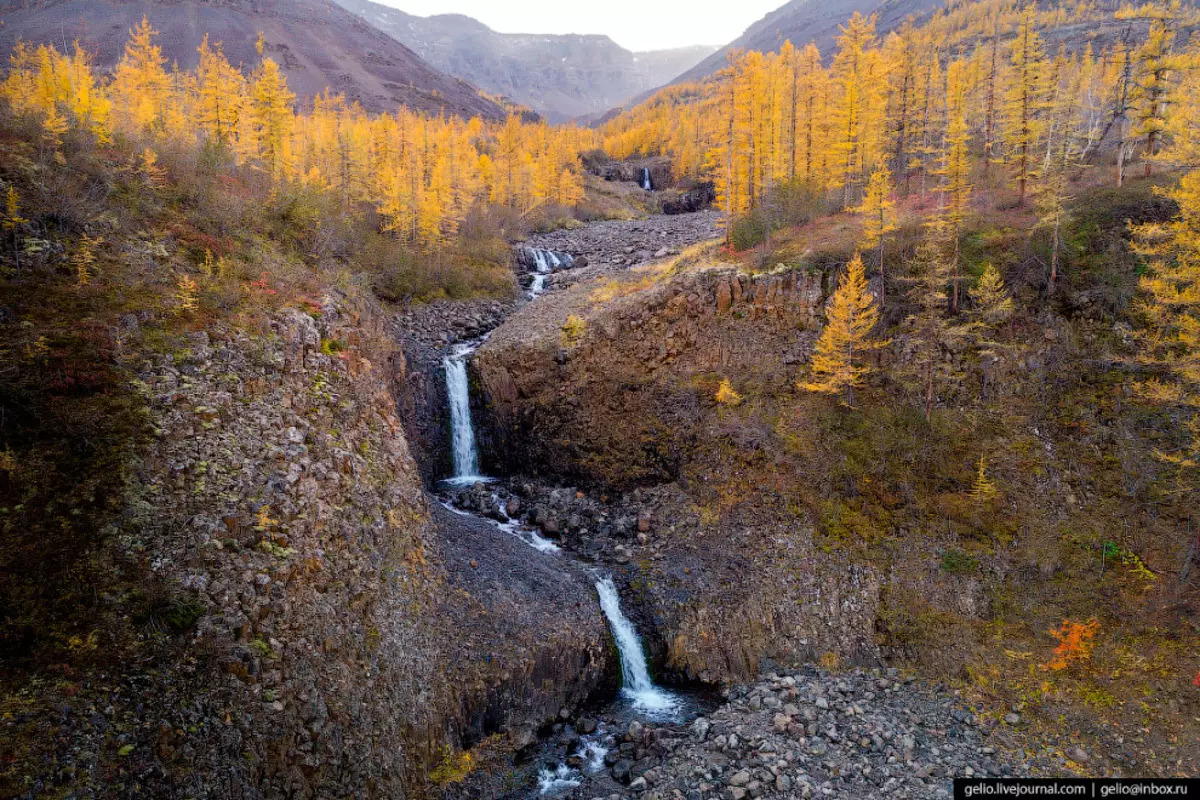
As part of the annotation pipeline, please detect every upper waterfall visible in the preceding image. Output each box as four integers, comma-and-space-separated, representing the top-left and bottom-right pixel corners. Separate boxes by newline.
444, 341, 483, 483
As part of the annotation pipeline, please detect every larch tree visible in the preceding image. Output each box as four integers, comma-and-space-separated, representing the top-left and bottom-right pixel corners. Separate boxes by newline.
1133, 41, 1200, 492
196, 35, 245, 147
939, 58, 973, 314
1002, 7, 1048, 206
249, 56, 295, 178
856, 165, 898, 306
1120, 1, 1186, 176
109, 16, 170, 134
830, 12, 884, 207
801, 252, 885, 406
3, 186, 29, 273
905, 211, 973, 421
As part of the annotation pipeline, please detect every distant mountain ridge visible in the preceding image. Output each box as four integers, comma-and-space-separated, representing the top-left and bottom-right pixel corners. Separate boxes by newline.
0, 0, 507, 119
333, 0, 718, 122
673, 0, 944, 86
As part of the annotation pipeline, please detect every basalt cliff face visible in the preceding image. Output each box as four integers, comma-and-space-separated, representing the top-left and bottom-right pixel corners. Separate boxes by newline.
476, 263, 828, 487
472, 260, 989, 684
2, 292, 611, 797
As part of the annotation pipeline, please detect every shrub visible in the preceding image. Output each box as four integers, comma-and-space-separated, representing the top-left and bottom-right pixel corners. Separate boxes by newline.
715, 378, 743, 406
1041, 618, 1100, 672
428, 747, 473, 785
561, 314, 586, 347
940, 548, 980, 574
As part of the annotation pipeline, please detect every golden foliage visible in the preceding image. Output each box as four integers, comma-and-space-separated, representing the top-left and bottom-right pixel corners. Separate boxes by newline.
802, 253, 884, 404
175, 273, 199, 314
561, 314, 586, 347
715, 378, 743, 406
0, 25, 595, 246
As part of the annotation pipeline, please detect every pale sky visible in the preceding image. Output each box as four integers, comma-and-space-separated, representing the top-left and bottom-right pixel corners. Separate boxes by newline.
370, 0, 786, 52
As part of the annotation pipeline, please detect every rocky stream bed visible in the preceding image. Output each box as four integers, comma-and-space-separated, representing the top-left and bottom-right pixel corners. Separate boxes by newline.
390, 211, 1086, 799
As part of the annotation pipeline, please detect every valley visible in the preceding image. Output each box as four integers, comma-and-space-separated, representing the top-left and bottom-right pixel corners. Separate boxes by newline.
1, 0, 1199, 798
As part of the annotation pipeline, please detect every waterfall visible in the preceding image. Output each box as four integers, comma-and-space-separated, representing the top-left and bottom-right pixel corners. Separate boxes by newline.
641, 167, 653, 191
594, 577, 679, 718
529, 272, 547, 296
525, 248, 573, 299
444, 342, 482, 483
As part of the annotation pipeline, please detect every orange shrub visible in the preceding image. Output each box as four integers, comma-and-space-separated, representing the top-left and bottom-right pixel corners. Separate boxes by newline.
1041, 618, 1100, 672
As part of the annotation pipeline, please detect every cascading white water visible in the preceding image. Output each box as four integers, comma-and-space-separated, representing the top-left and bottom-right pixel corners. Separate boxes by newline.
594, 577, 679, 719
444, 342, 483, 483
641, 167, 653, 191
524, 248, 575, 299
528, 248, 553, 298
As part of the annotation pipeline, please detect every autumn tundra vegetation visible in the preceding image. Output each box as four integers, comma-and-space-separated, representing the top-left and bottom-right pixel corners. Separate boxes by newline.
1, 0, 1200, 793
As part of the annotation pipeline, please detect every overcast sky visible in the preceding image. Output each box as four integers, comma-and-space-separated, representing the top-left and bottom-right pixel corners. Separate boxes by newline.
370, 0, 785, 51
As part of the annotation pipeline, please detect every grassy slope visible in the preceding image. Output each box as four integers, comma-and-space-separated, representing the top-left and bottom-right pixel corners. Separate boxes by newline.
695, 174, 1199, 775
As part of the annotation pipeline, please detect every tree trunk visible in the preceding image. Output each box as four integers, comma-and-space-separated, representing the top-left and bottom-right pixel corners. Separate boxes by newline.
878, 238, 886, 309
1049, 214, 1061, 294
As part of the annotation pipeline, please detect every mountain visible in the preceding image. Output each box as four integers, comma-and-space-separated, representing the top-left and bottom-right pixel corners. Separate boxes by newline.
0, 0, 506, 119
672, 0, 943, 86
333, 0, 719, 122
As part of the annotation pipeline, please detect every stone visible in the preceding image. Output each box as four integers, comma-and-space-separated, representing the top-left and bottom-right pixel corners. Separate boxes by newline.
729, 770, 751, 786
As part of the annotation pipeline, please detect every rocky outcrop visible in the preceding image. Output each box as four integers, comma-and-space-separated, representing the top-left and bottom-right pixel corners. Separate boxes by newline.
660, 182, 716, 215
3, 292, 612, 797
590, 156, 675, 190
475, 262, 827, 487
469, 256, 991, 686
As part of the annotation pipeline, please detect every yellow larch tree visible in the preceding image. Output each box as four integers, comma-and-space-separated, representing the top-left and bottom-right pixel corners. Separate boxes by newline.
109, 17, 170, 134
1133, 37, 1200, 492
1120, 1, 1187, 176
802, 252, 884, 406
1002, 7, 1047, 206
249, 56, 295, 178
855, 164, 897, 306
196, 35, 245, 147
829, 12, 885, 207
939, 58, 973, 313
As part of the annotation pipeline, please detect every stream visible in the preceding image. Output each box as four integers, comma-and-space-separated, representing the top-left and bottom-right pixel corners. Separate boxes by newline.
433, 219, 719, 797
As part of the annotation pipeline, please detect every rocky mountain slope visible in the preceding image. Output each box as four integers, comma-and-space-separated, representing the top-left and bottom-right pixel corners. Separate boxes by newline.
0, 0, 506, 118
334, 0, 717, 121
671, 0, 942, 86
1, 290, 614, 796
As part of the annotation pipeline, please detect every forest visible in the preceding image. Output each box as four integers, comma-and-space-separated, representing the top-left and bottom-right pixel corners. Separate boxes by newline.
2, 0, 1200, 796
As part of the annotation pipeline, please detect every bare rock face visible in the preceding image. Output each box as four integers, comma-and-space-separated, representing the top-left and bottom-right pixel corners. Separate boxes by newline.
475, 263, 826, 488
5, 292, 611, 797
471, 259, 986, 685
468, 263, 887, 681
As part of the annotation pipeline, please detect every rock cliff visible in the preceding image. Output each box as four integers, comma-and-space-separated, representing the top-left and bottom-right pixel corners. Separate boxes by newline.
2, 292, 611, 797
471, 257, 988, 685
476, 261, 827, 487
